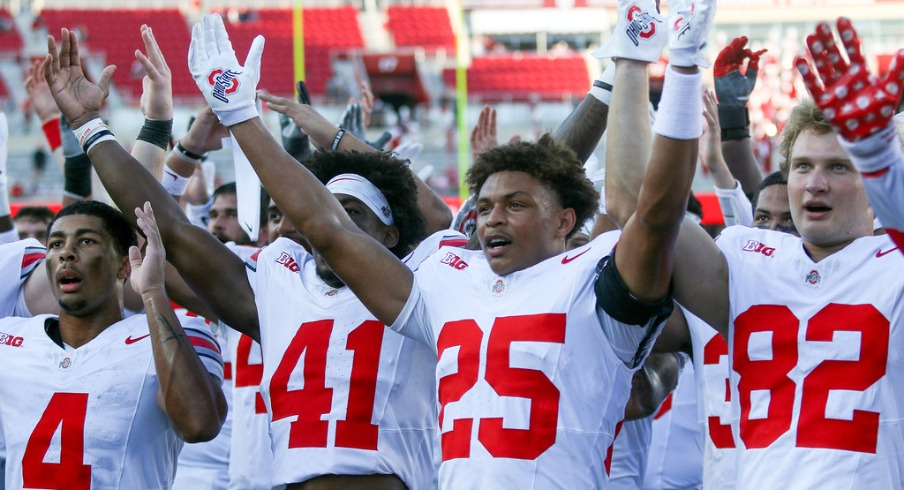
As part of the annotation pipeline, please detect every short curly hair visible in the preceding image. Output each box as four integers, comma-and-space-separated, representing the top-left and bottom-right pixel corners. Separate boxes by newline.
303, 150, 427, 258
467, 134, 599, 239
779, 99, 834, 177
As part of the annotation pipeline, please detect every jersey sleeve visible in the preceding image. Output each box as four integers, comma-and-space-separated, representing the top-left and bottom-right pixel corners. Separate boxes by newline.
594, 253, 674, 369
388, 273, 435, 348
714, 181, 753, 227
179, 314, 226, 384
840, 123, 904, 251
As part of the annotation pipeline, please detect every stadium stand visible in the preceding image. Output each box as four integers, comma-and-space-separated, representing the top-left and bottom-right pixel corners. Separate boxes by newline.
386, 6, 455, 52
443, 54, 589, 101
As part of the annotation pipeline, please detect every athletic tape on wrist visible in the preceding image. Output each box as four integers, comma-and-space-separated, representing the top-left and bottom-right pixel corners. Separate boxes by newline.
161, 164, 192, 197
73, 118, 115, 153
137, 119, 173, 150
653, 68, 703, 140
589, 64, 616, 105
64, 153, 92, 198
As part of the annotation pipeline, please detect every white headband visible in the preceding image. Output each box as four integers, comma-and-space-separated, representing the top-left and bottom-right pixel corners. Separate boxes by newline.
326, 173, 394, 225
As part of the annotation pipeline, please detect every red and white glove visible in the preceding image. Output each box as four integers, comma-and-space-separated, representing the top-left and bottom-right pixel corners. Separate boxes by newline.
188, 14, 264, 127
795, 17, 904, 141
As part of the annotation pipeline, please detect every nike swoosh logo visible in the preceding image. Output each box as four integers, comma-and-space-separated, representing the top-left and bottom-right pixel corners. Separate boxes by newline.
125, 333, 151, 345
163, 170, 179, 181
876, 247, 900, 258
561, 248, 591, 264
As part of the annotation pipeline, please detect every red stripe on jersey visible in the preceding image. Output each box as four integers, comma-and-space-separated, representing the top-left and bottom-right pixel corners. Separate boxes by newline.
189, 334, 221, 355
604, 419, 625, 475
653, 393, 673, 420
887, 228, 904, 250
439, 238, 468, 249
22, 252, 45, 269
223, 362, 233, 380
862, 167, 890, 179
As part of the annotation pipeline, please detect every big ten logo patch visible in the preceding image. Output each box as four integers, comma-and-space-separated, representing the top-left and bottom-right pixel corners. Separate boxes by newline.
0, 332, 22, 347
440, 252, 469, 270
276, 252, 300, 273
742, 240, 775, 257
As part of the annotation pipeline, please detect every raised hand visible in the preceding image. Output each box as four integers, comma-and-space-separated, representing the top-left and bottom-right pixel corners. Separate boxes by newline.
188, 13, 263, 126
795, 17, 904, 141
339, 101, 366, 141
182, 106, 230, 155
666, 0, 717, 68
129, 202, 166, 296
43, 28, 115, 128
360, 81, 375, 128
593, 0, 665, 63
259, 89, 336, 148
136, 24, 173, 121
714, 36, 766, 108
25, 60, 59, 122
470, 105, 498, 158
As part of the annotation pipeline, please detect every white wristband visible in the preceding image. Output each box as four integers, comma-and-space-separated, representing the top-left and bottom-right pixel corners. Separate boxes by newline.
73, 117, 116, 153
653, 68, 703, 140
589, 63, 616, 106
161, 164, 192, 197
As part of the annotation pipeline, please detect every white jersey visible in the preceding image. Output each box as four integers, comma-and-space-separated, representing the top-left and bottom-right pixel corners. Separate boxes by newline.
391, 231, 663, 488
687, 309, 737, 490
227, 330, 273, 490
853, 130, 904, 251
643, 362, 703, 490
221, 242, 273, 490
717, 226, 904, 488
0, 238, 45, 316
0, 313, 223, 489
608, 417, 652, 490
173, 316, 232, 490
247, 230, 466, 488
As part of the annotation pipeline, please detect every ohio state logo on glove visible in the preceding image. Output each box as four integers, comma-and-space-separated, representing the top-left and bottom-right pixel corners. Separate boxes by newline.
207, 69, 242, 103
626, 4, 657, 46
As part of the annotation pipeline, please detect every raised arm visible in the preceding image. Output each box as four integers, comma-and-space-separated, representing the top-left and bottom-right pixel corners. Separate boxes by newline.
702, 89, 753, 227
601, 0, 729, 332
714, 36, 766, 194
130, 202, 227, 442
552, 63, 614, 162
190, 14, 412, 325
43, 27, 260, 339
795, 18, 904, 251
259, 88, 452, 235
131, 25, 173, 181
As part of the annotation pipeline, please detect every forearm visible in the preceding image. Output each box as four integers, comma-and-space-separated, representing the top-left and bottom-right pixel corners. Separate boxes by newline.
553, 95, 609, 163
145, 289, 226, 442
721, 138, 762, 194
714, 181, 753, 227
605, 60, 651, 226
131, 140, 166, 181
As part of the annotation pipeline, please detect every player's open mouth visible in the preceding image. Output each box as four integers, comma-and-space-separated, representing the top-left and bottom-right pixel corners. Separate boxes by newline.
803, 202, 831, 218
485, 236, 512, 256
58, 270, 82, 292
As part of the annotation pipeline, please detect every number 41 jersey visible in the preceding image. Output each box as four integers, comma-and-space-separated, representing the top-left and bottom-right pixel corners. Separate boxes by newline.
248, 231, 464, 488
717, 227, 904, 489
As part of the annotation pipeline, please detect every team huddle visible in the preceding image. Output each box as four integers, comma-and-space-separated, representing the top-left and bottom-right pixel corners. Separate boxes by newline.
0, 0, 902, 488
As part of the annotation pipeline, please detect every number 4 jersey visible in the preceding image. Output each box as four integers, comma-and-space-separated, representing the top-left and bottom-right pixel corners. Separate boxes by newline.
0, 313, 224, 489
246, 230, 466, 488
717, 226, 904, 488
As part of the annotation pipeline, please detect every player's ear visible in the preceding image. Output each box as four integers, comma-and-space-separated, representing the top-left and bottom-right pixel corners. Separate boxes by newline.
381, 225, 400, 250
118, 254, 131, 281
555, 208, 577, 240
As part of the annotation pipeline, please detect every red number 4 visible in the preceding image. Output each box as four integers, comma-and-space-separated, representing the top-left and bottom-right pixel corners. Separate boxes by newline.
23, 392, 91, 490
734, 304, 888, 453
437, 314, 566, 461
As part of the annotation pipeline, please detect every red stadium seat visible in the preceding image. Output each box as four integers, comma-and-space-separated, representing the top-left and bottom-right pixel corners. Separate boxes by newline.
444, 54, 589, 102
386, 6, 456, 53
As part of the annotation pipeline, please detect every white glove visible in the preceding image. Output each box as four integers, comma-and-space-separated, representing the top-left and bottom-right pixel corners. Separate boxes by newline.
666, 0, 716, 68
188, 14, 264, 126
593, 0, 666, 63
